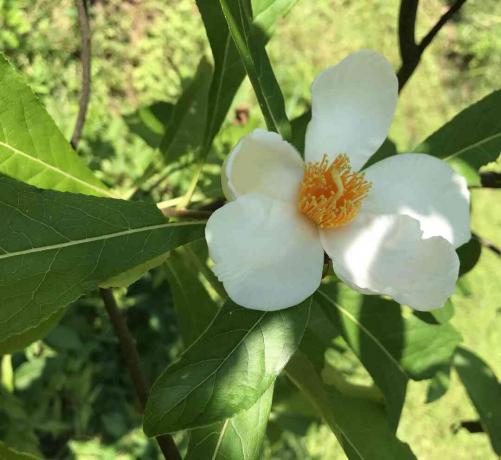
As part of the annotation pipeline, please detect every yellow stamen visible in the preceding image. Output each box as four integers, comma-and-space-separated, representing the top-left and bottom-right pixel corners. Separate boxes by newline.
298, 154, 371, 228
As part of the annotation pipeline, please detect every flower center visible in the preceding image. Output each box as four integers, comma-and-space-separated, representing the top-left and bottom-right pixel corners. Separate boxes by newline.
298, 154, 371, 228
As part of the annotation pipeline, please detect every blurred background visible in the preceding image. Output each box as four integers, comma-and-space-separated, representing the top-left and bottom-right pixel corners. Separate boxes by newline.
0, 0, 500, 458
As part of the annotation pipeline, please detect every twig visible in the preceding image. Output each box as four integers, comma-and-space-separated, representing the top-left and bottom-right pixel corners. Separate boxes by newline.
100, 289, 182, 460
159, 207, 213, 219
397, 0, 468, 91
71, 0, 92, 149
473, 232, 501, 257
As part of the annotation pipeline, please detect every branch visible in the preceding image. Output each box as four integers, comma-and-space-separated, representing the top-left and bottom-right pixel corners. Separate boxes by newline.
397, 0, 467, 91
473, 232, 501, 257
100, 289, 181, 460
71, 0, 92, 149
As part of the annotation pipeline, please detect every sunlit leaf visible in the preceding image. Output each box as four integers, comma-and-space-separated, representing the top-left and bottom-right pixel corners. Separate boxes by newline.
0, 175, 203, 344
186, 385, 273, 460
315, 281, 462, 428
415, 90, 501, 185
454, 347, 501, 455
219, 0, 291, 138
0, 54, 111, 197
143, 299, 311, 435
286, 351, 416, 460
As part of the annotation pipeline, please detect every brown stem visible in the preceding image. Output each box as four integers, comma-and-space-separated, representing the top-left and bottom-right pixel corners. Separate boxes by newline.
71, 0, 92, 149
472, 232, 501, 257
397, 0, 467, 91
100, 288, 181, 460
159, 207, 213, 219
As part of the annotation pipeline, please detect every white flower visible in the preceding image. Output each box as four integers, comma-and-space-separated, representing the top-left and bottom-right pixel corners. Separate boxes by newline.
205, 50, 470, 311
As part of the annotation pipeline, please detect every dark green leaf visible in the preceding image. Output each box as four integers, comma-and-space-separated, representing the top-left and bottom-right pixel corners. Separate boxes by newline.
454, 347, 501, 454
290, 109, 310, 154
316, 281, 462, 428
363, 138, 398, 169
415, 90, 501, 185
219, 0, 291, 138
186, 385, 273, 460
144, 299, 311, 435
165, 240, 223, 347
457, 237, 482, 276
158, 58, 213, 165
124, 102, 174, 149
197, 0, 296, 152
286, 352, 416, 460
0, 175, 203, 344
0, 54, 111, 197
426, 365, 451, 404
0, 308, 65, 355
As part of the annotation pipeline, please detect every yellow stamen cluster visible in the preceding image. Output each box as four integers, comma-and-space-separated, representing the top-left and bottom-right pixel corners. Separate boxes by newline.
298, 154, 371, 228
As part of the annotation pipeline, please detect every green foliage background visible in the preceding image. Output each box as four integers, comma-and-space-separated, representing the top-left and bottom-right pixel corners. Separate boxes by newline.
0, 0, 499, 458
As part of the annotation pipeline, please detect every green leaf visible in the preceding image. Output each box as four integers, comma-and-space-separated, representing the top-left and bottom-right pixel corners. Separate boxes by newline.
454, 347, 501, 455
158, 58, 213, 165
0, 308, 65, 355
124, 101, 174, 149
219, 0, 291, 138
286, 352, 416, 460
457, 237, 482, 277
290, 109, 310, 154
415, 90, 501, 185
363, 138, 398, 169
426, 365, 451, 404
165, 240, 222, 347
0, 54, 111, 197
186, 384, 273, 460
144, 299, 311, 435
316, 281, 462, 428
197, 0, 296, 152
0, 442, 39, 460
0, 175, 203, 344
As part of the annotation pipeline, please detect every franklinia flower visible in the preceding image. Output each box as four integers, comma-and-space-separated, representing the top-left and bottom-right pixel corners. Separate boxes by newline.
205, 50, 470, 311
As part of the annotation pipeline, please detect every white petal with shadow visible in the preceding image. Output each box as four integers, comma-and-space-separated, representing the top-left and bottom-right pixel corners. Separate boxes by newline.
206, 193, 324, 311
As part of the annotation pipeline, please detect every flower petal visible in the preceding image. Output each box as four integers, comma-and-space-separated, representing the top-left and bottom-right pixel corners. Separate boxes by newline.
321, 213, 460, 310
222, 129, 304, 203
305, 50, 398, 171
362, 153, 470, 248
206, 193, 323, 310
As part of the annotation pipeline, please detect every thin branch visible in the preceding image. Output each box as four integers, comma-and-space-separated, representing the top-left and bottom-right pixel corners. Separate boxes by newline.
473, 232, 501, 257
397, 0, 468, 91
71, 0, 92, 149
158, 206, 213, 219
100, 289, 182, 460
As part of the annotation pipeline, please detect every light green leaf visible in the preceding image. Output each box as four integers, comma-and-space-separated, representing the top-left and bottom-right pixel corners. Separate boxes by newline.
219, 0, 291, 138
0, 442, 39, 460
0, 175, 203, 344
143, 299, 311, 435
186, 385, 273, 460
415, 90, 501, 185
165, 240, 223, 348
316, 281, 462, 428
286, 352, 416, 460
0, 54, 111, 197
454, 347, 501, 455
